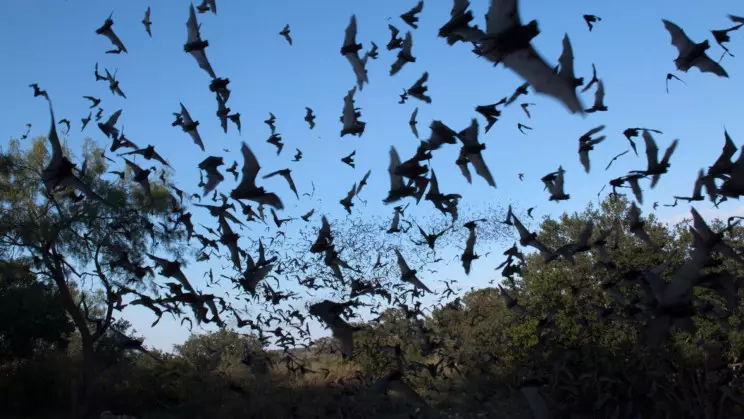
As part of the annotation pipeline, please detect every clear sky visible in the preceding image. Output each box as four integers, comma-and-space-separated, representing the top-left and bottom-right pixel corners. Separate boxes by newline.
1, 0, 743, 351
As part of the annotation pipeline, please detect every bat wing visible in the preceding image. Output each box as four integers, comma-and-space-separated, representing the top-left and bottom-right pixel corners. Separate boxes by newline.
579, 149, 590, 173
390, 33, 413, 76
427, 169, 441, 195
456, 152, 473, 184
388, 24, 399, 39
717, 129, 738, 165
388, 146, 405, 190
662, 20, 694, 54
452, 0, 471, 16
237, 142, 261, 190
104, 30, 127, 53
594, 79, 605, 106
263, 169, 281, 179
465, 229, 476, 255
186, 5, 201, 44
660, 139, 679, 165
409, 275, 432, 293
409, 107, 419, 137
628, 178, 644, 204
411, 0, 424, 14
511, 214, 530, 241
191, 50, 217, 78
691, 54, 728, 77
179, 104, 194, 125
283, 172, 299, 198
342, 87, 357, 125
203, 171, 224, 196
557, 34, 577, 84
642, 130, 659, 170
486, 0, 519, 34
411, 71, 428, 90
584, 124, 605, 138
502, 46, 584, 114
553, 170, 566, 195
64, 175, 109, 205
345, 54, 368, 90
469, 153, 496, 187
188, 129, 205, 151
344, 15, 357, 47
114, 86, 127, 98
254, 192, 283, 210
107, 109, 123, 126
390, 57, 405, 76
394, 248, 409, 275
45, 102, 65, 167
345, 182, 357, 201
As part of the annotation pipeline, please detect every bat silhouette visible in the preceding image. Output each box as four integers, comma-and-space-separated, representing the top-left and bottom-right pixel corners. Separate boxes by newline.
665, 73, 686, 93
42, 100, 108, 205
142, 7, 152, 37
196, 0, 216, 14
409, 107, 419, 138
263, 168, 299, 199
230, 142, 284, 209
198, 156, 225, 197
583, 14, 601, 32
662, 19, 727, 77
584, 79, 607, 113
340, 16, 368, 91
176, 103, 205, 151
578, 125, 606, 173
407, 71, 431, 103
279, 24, 292, 45
340, 87, 366, 137
400, 1, 423, 29
82, 96, 101, 108
95, 12, 128, 54
185, 4, 216, 78
304, 107, 316, 129
390, 31, 415, 76
605, 150, 629, 171
475, 4, 585, 114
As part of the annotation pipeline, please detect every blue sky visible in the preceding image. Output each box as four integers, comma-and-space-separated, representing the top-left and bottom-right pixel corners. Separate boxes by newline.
1, 0, 743, 350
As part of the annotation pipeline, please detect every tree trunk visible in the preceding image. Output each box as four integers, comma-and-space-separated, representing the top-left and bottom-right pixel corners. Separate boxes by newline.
52, 266, 99, 419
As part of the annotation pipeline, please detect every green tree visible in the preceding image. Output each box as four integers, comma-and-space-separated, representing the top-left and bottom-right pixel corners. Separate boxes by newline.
0, 134, 187, 418
174, 329, 265, 375
0, 259, 74, 360
423, 196, 744, 417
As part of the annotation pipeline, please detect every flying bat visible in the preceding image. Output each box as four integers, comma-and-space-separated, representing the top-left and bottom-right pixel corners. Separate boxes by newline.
95, 12, 128, 54
662, 19, 728, 77
184, 4, 217, 78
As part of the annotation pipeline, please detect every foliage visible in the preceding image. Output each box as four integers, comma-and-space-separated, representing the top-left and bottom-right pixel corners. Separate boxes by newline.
0, 135, 189, 418
4, 195, 742, 418
0, 259, 74, 360
2, 132, 744, 418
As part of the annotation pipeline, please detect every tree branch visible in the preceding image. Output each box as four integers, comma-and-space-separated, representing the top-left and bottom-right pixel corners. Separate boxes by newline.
91, 234, 116, 343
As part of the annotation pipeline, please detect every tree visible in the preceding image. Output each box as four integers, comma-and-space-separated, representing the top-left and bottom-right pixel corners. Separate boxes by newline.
266, 205, 510, 354
174, 329, 265, 374
0, 132, 188, 418
0, 259, 74, 360
419, 196, 744, 417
